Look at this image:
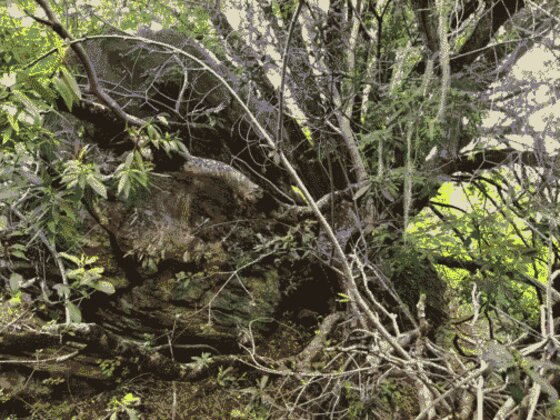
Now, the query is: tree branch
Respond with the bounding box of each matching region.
[437,148,549,175]
[450,0,526,72]
[434,256,560,303]
[33,0,145,127]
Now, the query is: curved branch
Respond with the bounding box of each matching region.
[33,0,145,127]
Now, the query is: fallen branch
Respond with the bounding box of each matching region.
[0,350,79,365]
[293,312,343,370]
[0,323,239,381]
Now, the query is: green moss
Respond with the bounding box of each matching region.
[30,400,74,419]
[210,270,280,330]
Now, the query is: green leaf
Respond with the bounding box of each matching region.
[506,383,524,404]
[7,113,20,132]
[125,152,134,166]
[79,173,88,190]
[53,283,71,297]
[381,187,396,202]
[84,255,99,265]
[24,74,56,102]
[78,145,91,161]
[124,408,139,420]
[156,114,169,126]
[9,273,23,292]
[301,126,314,145]
[67,302,82,323]
[117,173,130,197]
[336,292,351,303]
[2,126,12,143]
[92,280,116,295]
[53,76,75,111]
[67,267,85,279]
[291,185,308,204]
[122,393,140,406]
[60,67,82,101]
[146,124,160,141]
[86,174,108,199]
[12,89,42,124]
[59,252,81,265]
[47,220,57,234]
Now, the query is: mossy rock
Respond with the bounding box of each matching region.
[209,270,281,329]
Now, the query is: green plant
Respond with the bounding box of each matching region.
[107,393,141,420]
[53,252,115,322]
[217,366,237,388]
[190,352,213,369]
[342,381,366,419]
[61,145,108,199]
[97,358,122,379]
[230,406,269,420]
[114,150,153,200]
[58,252,115,295]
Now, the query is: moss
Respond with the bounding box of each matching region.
[210,270,280,331]
[373,378,419,418]
[29,401,75,419]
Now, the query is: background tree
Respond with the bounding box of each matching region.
[1,0,559,417]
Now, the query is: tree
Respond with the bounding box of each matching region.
[1,0,559,417]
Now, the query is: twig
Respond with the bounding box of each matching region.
[0,350,79,364]
[415,361,489,420]
[277,1,304,146]
[435,0,450,123]
[493,397,516,420]
[526,382,541,420]
[476,374,484,420]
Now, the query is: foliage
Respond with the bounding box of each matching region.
[98,357,123,379]
[107,392,141,420]
[408,170,549,324]
[189,352,213,369]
